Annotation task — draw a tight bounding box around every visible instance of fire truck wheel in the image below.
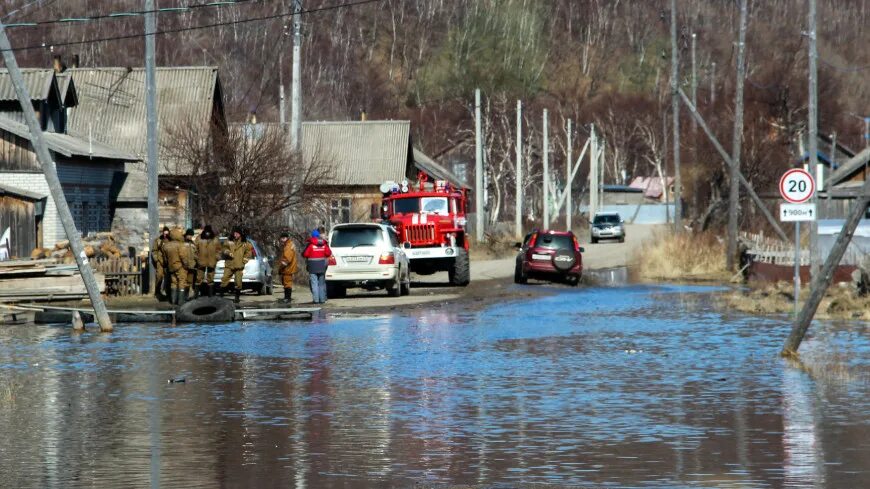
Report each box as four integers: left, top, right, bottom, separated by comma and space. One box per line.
449, 249, 470, 286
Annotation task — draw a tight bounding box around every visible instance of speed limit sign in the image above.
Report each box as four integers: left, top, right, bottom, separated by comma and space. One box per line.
779, 169, 815, 203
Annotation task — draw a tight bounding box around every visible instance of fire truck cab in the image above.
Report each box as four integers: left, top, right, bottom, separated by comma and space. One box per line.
376, 174, 470, 286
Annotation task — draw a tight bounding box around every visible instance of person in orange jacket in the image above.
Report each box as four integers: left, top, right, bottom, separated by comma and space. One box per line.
301, 229, 332, 304
277, 232, 299, 304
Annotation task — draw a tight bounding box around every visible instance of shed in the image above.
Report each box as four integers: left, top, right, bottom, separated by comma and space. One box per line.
0, 183, 46, 258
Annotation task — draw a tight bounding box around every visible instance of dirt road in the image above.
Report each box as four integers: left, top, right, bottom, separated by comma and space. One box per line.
262, 224, 661, 310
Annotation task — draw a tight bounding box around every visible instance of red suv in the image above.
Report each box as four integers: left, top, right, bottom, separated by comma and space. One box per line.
514, 230, 584, 286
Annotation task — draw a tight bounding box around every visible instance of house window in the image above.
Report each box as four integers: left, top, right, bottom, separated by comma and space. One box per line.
330, 198, 351, 225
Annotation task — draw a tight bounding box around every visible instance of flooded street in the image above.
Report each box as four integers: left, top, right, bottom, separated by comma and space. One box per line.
1, 284, 868, 488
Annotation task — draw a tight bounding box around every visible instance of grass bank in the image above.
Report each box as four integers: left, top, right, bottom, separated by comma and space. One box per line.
634, 231, 730, 282
721, 281, 870, 321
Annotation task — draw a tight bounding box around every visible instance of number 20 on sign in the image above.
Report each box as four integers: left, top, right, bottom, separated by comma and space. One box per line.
779, 168, 815, 204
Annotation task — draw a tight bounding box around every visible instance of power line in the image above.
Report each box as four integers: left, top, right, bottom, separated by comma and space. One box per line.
0, 0, 382, 53
4, 0, 258, 29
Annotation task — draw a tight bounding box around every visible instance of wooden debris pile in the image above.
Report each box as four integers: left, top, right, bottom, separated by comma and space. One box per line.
28, 232, 130, 263
0, 258, 105, 302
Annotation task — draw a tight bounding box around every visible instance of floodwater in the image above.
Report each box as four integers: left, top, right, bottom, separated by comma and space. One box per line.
1, 284, 868, 488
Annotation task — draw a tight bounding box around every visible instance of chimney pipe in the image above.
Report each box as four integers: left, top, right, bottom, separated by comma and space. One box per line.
52, 55, 65, 73
360, 109, 367, 122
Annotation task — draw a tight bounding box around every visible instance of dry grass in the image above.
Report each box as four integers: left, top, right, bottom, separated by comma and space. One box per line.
470, 233, 518, 260
0, 379, 19, 406
722, 281, 870, 321
635, 231, 729, 281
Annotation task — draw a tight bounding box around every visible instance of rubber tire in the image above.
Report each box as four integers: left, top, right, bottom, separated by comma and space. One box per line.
255, 282, 267, 295
176, 297, 236, 323
387, 279, 400, 297
619, 236, 625, 243
514, 260, 527, 284
400, 269, 411, 296
326, 283, 346, 299
591, 236, 598, 244
552, 248, 576, 272
566, 274, 580, 287
449, 249, 471, 286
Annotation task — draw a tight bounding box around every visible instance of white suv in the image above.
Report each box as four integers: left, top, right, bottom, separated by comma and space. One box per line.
325, 223, 411, 298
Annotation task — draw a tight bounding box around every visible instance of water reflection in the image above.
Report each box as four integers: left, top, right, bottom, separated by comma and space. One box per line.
0, 284, 868, 488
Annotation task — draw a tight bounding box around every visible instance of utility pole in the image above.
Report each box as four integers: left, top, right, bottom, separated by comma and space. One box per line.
691, 32, 699, 213
589, 124, 599, 221
670, 0, 682, 232
0, 22, 113, 332
543, 109, 550, 229
474, 88, 484, 242
807, 0, 820, 279
728, 0, 748, 272
515, 100, 522, 240
279, 53, 286, 125
566, 119, 573, 232
290, 0, 302, 151
145, 0, 159, 297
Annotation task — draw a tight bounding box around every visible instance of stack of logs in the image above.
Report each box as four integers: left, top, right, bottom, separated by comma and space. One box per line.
29, 232, 128, 263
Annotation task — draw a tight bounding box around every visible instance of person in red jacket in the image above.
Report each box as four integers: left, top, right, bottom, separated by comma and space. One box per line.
302, 229, 332, 304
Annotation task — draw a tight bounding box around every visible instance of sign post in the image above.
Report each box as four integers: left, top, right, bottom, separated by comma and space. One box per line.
779, 169, 816, 317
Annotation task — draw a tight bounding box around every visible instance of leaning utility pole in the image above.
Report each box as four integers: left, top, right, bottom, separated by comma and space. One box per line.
807, 0, 820, 279
290, 0, 303, 151
474, 88, 484, 242
542, 109, 550, 229
145, 0, 159, 297
0, 22, 113, 332
515, 100, 523, 240
783, 161, 870, 356
728, 0, 748, 272
670, 0, 682, 232
566, 119, 573, 232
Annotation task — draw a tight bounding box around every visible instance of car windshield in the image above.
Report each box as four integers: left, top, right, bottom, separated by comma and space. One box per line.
421, 197, 449, 215
535, 234, 575, 250
594, 214, 621, 224
393, 198, 420, 214
330, 227, 384, 248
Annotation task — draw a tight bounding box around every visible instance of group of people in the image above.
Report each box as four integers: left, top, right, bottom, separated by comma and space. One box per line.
152, 226, 334, 307
152, 226, 252, 305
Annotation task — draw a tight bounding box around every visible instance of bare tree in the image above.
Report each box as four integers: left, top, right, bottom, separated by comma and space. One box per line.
162, 119, 331, 242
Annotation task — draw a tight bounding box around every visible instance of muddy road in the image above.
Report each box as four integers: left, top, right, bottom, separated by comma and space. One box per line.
1, 282, 868, 488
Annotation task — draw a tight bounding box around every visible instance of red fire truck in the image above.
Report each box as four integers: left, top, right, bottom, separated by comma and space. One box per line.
376, 173, 470, 285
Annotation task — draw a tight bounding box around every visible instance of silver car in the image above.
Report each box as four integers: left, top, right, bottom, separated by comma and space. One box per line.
213, 238, 273, 295
591, 212, 625, 243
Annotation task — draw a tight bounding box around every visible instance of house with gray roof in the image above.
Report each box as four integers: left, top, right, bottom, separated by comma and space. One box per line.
0, 69, 139, 249
299, 120, 465, 227
65, 66, 226, 231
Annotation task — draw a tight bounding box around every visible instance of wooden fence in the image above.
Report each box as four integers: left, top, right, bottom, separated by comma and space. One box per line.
92, 256, 146, 296
740, 231, 863, 266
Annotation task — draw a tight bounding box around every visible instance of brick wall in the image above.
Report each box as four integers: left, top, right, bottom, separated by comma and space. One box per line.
0, 172, 64, 247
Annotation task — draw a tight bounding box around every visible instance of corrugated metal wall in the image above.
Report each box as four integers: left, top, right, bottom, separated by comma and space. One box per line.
0, 195, 36, 257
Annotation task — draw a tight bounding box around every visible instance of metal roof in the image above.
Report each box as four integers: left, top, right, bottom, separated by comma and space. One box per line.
828, 146, 870, 187
0, 182, 46, 201
301, 121, 412, 186
412, 148, 466, 188
0, 69, 57, 102
0, 115, 138, 161
65, 67, 221, 175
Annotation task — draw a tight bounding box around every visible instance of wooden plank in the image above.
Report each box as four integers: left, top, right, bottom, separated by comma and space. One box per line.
14, 304, 174, 315
0, 258, 58, 268
0, 273, 105, 294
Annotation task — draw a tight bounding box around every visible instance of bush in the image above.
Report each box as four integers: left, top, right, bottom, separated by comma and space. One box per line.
635, 231, 728, 280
